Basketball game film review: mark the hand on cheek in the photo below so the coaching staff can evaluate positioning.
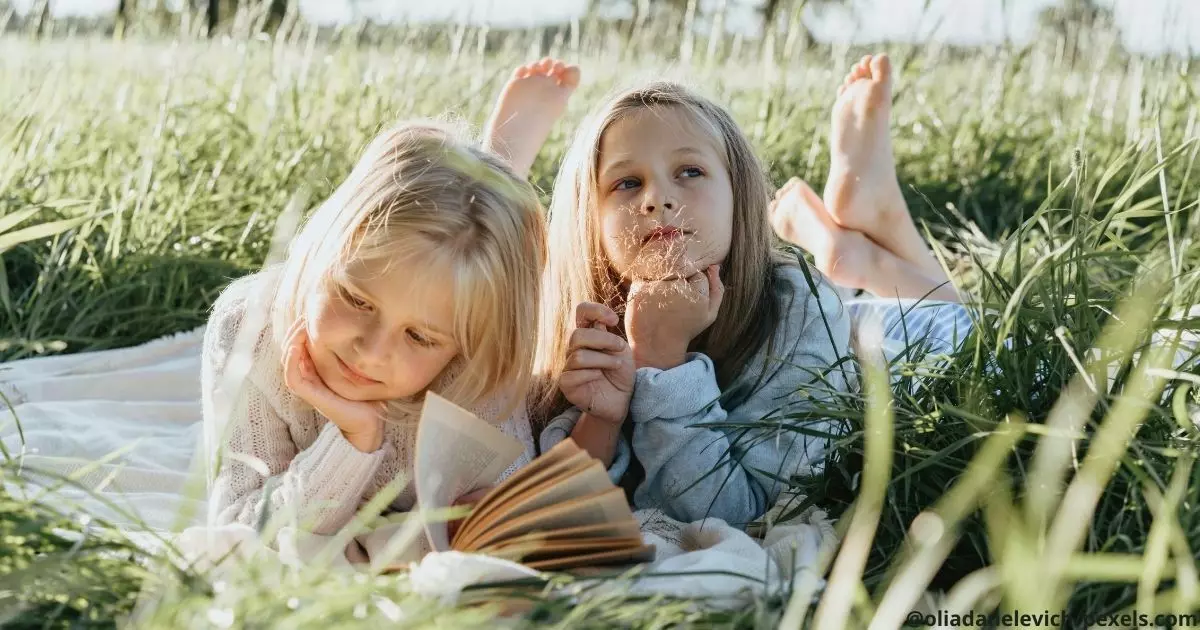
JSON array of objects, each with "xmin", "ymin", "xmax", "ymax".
[
  {"xmin": 625, "ymin": 264, "xmax": 724, "ymax": 370},
  {"xmin": 281, "ymin": 320, "xmax": 386, "ymax": 453}
]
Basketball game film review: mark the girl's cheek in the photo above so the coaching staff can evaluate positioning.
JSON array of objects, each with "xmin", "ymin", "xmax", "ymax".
[{"xmin": 306, "ymin": 295, "xmax": 347, "ymax": 348}]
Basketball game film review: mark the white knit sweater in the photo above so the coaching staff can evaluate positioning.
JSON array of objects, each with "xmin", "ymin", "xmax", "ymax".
[{"xmin": 202, "ymin": 272, "xmax": 536, "ymax": 535}]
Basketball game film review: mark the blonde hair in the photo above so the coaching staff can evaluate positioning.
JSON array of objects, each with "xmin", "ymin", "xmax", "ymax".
[
  {"xmin": 532, "ymin": 81, "xmax": 796, "ymax": 423},
  {"xmin": 272, "ymin": 120, "xmax": 546, "ymax": 420}
]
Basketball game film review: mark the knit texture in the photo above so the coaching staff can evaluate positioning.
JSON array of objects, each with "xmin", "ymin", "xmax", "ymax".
[{"xmin": 202, "ymin": 273, "xmax": 535, "ymax": 535}]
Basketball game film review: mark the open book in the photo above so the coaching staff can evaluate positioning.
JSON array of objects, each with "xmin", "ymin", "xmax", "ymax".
[{"xmin": 411, "ymin": 392, "xmax": 655, "ymax": 572}]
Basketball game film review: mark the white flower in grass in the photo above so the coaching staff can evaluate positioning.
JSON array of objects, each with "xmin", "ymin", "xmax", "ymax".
[{"xmin": 207, "ymin": 607, "xmax": 234, "ymax": 628}]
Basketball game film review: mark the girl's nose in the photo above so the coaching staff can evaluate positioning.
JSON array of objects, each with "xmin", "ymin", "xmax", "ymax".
[
  {"xmin": 354, "ymin": 325, "xmax": 394, "ymax": 367},
  {"xmin": 639, "ymin": 190, "xmax": 676, "ymax": 215}
]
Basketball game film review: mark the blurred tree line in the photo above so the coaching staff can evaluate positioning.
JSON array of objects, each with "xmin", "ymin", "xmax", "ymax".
[{"xmin": 3, "ymin": 0, "xmax": 1124, "ymax": 64}]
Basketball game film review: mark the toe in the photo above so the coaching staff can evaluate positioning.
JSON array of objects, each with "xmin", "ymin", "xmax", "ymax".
[
  {"xmin": 536, "ymin": 57, "xmax": 554, "ymax": 71},
  {"xmin": 559, "ymin": 65, "xmax": 581, "ymax": 87},
  {"xmin": 869, "ymin": 54, "xmax": 892, "ymax": 83},
  {"xmin": 515, "ymin": 65, "xmax": 533, "ymax": 80}
]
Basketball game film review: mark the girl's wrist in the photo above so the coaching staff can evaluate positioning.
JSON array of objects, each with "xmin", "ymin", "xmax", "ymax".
[
  {"xmin": 342, "ymin": 427, "xmax": 384, "ymax": 453},
  {"xmin": 572, "ymin": 412, "xmax": 623, "ymax": 467},
  {"xmin": 630, "ymin": 340, "xmax": 688, "ymax": 370}
]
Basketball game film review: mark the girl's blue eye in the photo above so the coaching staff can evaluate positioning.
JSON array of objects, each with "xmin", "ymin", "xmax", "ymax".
[
  {"xmin": 613, "ymin": 178, "xmax": 639, "ymax": 191},
  {"xmin": 681, "ymin": 167, "xmax": 704, "ymax": 178}
]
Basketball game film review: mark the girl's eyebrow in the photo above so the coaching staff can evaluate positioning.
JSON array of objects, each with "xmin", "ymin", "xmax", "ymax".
[
  {"xmin": 599, "ymin": 158, "xmax": 634, "ymax": 180},
  {"xmin": 600, "ymin": 146, "xmax": 708, "ymax": 180},
  {"xmin": 418, "ymin": 322, "xmax": 454, "ymax": 340}
]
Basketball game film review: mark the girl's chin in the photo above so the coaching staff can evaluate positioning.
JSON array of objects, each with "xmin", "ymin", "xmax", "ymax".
[{"xmin": 624, "ymin": 259, "xmax": 702, "ymax": 282}]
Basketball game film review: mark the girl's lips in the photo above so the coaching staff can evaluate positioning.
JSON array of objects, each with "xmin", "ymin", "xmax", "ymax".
[
  {"xmin": 643, "ymin": 226, "xmax": 687, "ymax": 243},
  {"xmin": 335, "ymin": 354, "xmax": 380, "ymax": 385}
]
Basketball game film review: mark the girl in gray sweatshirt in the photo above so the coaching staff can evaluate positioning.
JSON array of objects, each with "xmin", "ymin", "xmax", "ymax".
[{"xmin": 531, "ymin": 80, "xmax": 855, "ymax": 528}]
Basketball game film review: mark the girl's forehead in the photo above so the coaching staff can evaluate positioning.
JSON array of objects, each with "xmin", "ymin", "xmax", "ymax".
[
  {"xmin": 604, "ymin": 106, "xmax": 717, "ymax": 145},
  {"xmin": 597, "ymin": 106, "xmax": 725, "ymax": 169}
]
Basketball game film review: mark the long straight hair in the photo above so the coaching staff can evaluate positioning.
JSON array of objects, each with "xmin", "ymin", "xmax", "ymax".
[{"xmin": 532, "ymin": 82, "xmax": 793, "ymax": 424}]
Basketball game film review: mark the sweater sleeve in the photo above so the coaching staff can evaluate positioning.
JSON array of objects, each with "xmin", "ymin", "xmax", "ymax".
[
  {"xmin": 202, "ymin": 279, "xmax": 390, "ymax": 535},
  {"xmin": 538, "ymin": 406, "xmax": 631, "ymax": 484},
  {"xmin": 492, "ymin": 396, "xmax": 538, "ymax": 483},
  {"xmin": 627, "ymin": 268, "xmax": 853, "ymax": 526}
]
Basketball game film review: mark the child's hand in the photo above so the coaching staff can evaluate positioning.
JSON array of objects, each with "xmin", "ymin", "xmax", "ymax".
[
  {"xmin": 282, "ymin": 320, "xmax": 385, "ymax": 453},
  {"xmin": 559, "ymin": 302, "xmax": 635, "ymax": 426},
  {"xmin": 626, "ymin": 265, "xmax": 724, "ymax": 370},
  {"xmin": 447, "ymin": 486, "xmax": 492, "ymax": 542}
]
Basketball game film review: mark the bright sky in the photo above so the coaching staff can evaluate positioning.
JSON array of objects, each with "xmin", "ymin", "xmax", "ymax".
[{"xmin": 11, "ymin": 0, "xmax": 1200, "ymax": 56}]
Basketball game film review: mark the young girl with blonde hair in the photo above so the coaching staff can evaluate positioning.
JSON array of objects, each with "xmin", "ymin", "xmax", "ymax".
[
  {"xmin": 533, "ymin": 80, "xmax": 855, "ymax": 527},
  {"xmin": 202, "ymin": 120, "xmax": 546, "ymax": 536}
]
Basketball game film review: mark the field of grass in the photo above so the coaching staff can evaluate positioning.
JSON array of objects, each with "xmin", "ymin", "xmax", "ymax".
[{"xmin": 3, "ymin": 14, "xmax": 1200, "ymax": 629}]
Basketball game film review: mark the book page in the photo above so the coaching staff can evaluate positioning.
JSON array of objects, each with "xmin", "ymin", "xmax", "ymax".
[
  {"xmin": 466, "ymin": 461, "xmax": 612, "ymax": 540},
  {"xmin": 453, "ymin": 450, "xmax": 593, "ymax": 548},
  {"xmin": 483, "ymin": 521, "xmax": 643, "ymax": 550},
  {"xmin": 467, "ymin": 487, "xmax": 635, "ymax": 551},
  {"xmin": 415, "ymin": 392, "xmax": 524, "ymax": 551},
  {"xmin": 461, "ymin": 439, "xmax": 581, "ymax": 527},
  {"xmin": 488, "ymin": 537, "xmax": 646, "ymax": 562},
  {"xmin": 524, "ymin": 544, "xmax": 657, "ymax": 571}
]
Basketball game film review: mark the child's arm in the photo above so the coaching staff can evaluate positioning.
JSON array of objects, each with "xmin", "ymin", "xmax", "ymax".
[
  {"xmin": 482, "ymin": 58, "xmax": 580, "ymax": 179},
  {"xmin": 628, "ymin": 271, "xmax": 852, "ymax": 526},
  {"xmin": 202, "ymin": 285, "xmax": 389, "ymax": 535},
  {"xmin": 539, "ymin": 406, "xmax": 631, "ymax": 484}
]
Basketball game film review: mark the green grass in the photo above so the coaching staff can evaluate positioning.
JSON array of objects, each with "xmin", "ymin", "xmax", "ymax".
[{"xmin": 2, "ymin": 15, "xmax": 1200, "ymax": 629}]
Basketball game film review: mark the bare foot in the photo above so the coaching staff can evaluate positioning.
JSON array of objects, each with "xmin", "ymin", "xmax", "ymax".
[
  {"xmin": 771, "ymin": 177, "xmax": 879, "ymax": 290},
  {"xmin": 772, "ymin": 177, "xmax": 960, "ymax": 301},
  {"xmin": 824, "ymin": 54, "xmax": 944, "ymax": 279},
  {"xmin": 483, "ymin": 58, "xmax": 580, "ymax": 179},
  {"xmin": 824, "ymin": 54, "xmax": 904, "ymax": 231}
]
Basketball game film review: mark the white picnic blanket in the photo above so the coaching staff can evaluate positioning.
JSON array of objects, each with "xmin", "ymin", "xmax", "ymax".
[{"xmin": 0, "ymin": 327, "xmax": 835, "ymax": 605}]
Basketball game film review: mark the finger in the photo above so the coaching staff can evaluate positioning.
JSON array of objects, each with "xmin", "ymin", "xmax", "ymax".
[
  {"xmin": 300, "ymin": 350, "xmax": 317, "ymax": 380},
  {"xmin": 568, "ymin": 327, "xmax": 627, "ymax": 353},
  {"xmin": 559, "ymin": 369, "xmax": 604, "ymax": 391},
  {"xmin": 282, "ymin": 344, "xmax": 301, "ymax": 390},
  {"xmin": 707, "ymin": 264, "xmax": 726, "ymax": 312},
  {"xmin": 686, "ymin": 269, "xmax": 711, "ymax": 299},
  {"xmin": 566, "ymin": 349, "xmax": 626, "ymax": 372},
  {"xmin": 575, "ymin": 301, "xmax": 619, "ymax": 329},
  {"xmin": 284, "ymin": 318, "xmax": 306, "ymax": 348}
]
